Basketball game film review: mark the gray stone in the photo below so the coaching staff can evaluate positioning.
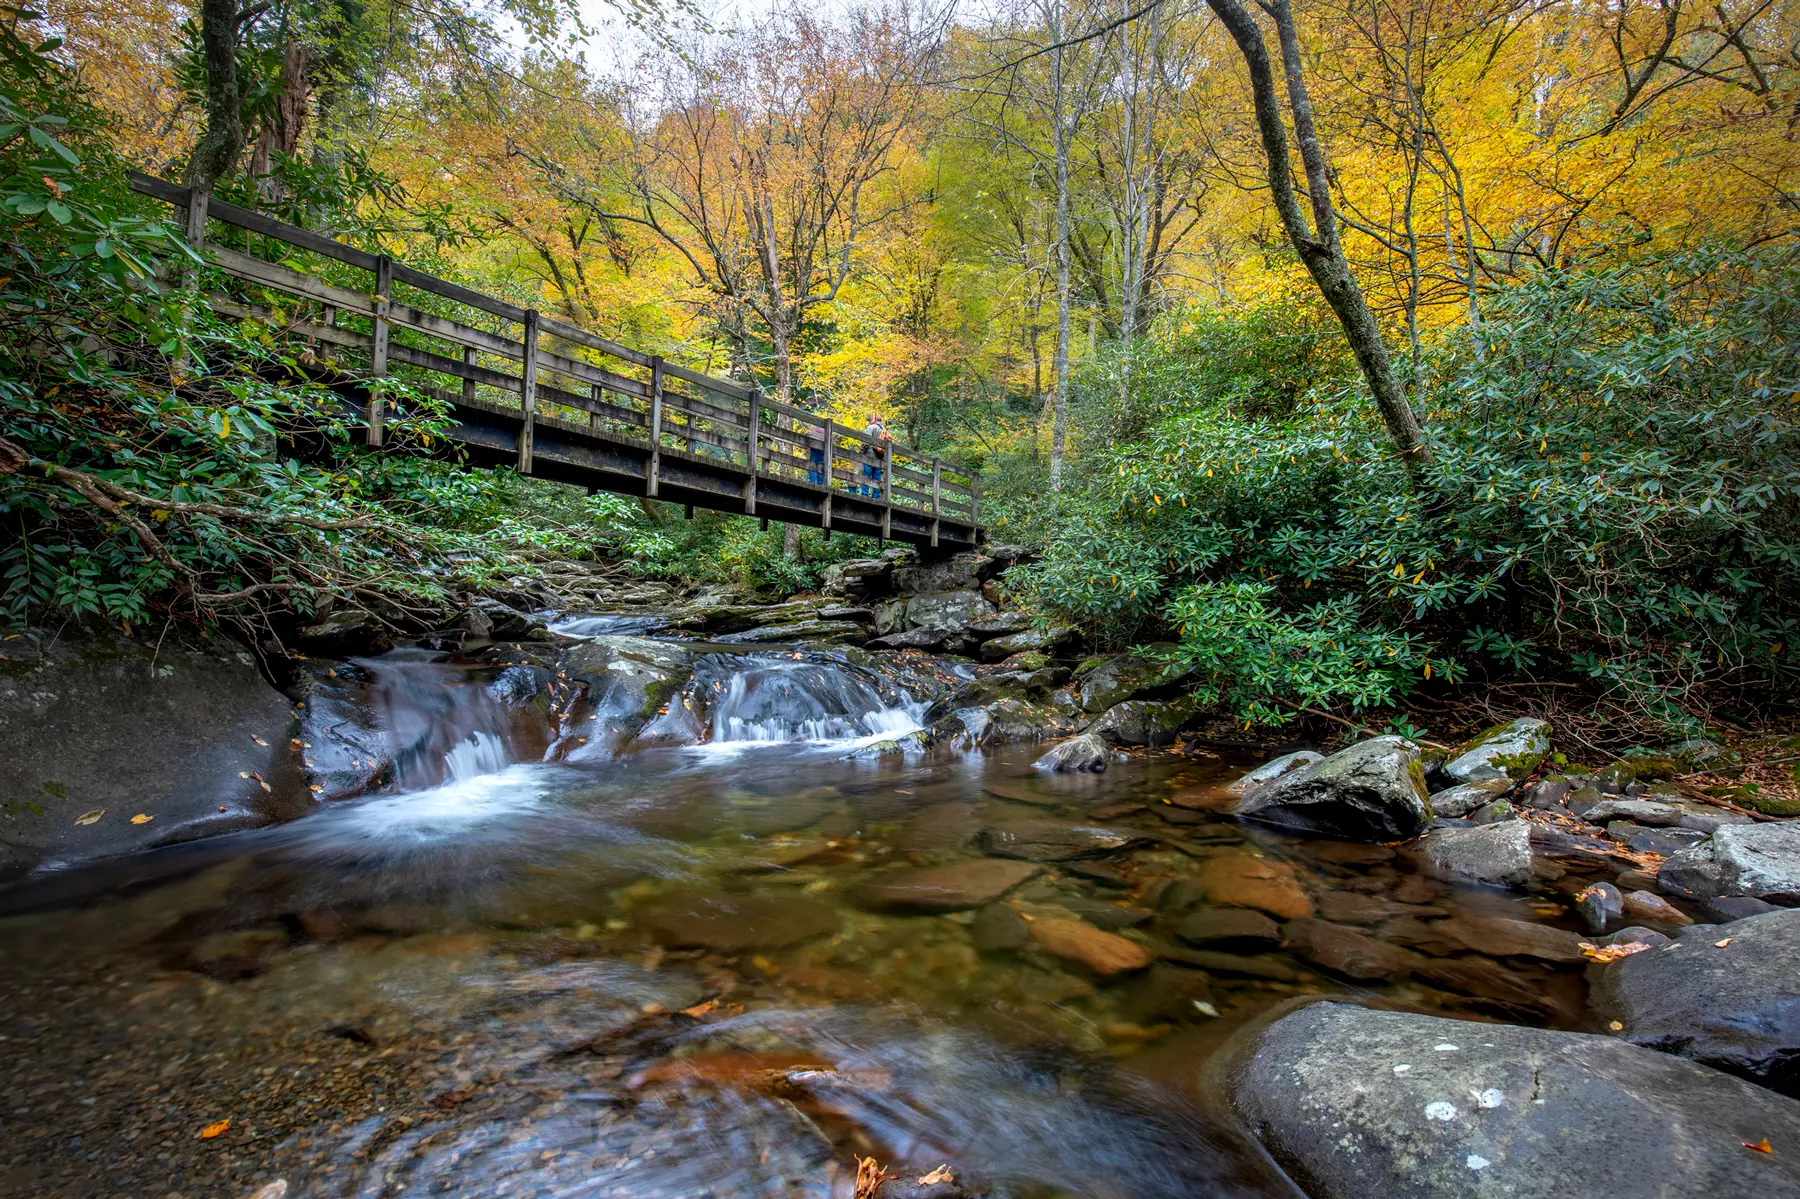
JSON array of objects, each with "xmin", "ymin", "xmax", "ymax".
[
  {"xmin": 903, "ymin": 589, "xmax": 996, "ymax": 633},
  {"xmin": 1694, "ymin": 895, "xmax": 1782, "ymax": 923},
  {"xmin": 1282, "ymin": 918, "xmax": 1420, "ymax": 980},
  {"xmin": 0, "ymin": 633, "xmax": 313, "ymax": 878},
  {"xmin": 1440, "ymin": 717, "xmax": 1552, "ymax": 784},
  {"xmin": 1660, "ymin": 822, "xmax": 1800, "ymax": 903},
  {"xmin": 891, "ymin": 553, "xmax": 995, "ymax": 596},
  {"xmin": 1521, "ymin": 777, "xmax": 1571, "ymax": 810},
  {"xmin": 1587, "ymin": 797, "xmax": 1692, "ymax": 826},
  {"xmin": 294, "ymin": 607, "xmax": 393, "ymax": 656},
  {"xmin": 928, "ymin": 699, "xmax": 1063, "ymax": 748},
  {"xmin": 720, "ymin": 619, "xmax": 868, "ymax": 646},
  {"xmin": 1591, "ymin": 909, "xmax": 1800, "ymax": 1096},
  {"xmin": 1576, "ymin": 881, "xmax": 1625, "ymax": 934},
  {"xmin": 820, "ymin": 557, "xmax": 893, "ymax": 598},
  {"xmin": 1426, "ymin": 779, "xmax": 1510, "ymax": 818},
  {"xmin": 970, "ymin": 902, "xmax": 1030, "ymax": 952},
  {"xmin": 1599, "ymin": 926, "xmax": 1671, "ymax": 950},
  {"xmin": 470, "ymin": 597, "xmax": 552, "ymax": 640},
  {"xmin": 1680, "ymin": 810, "xmax": 1756, "ymax": 834},
  {"xmin": 1173, "ymin": 908, "xmax": 1282, "ymax": 948},
  {"xmin": 1670, "ymin": 737, "xmax": 1744, "ymax": 775},
  {"xmin": 1468, "ymin": 799, "xmax": 1515, "ymax": 825},
  {"xmin": 1229, "ymin": 751, "xmax": 1325, "ymax": 794},
  {"xmin": 672, "ymin": 598, "xmax": 820, "ymax": 636},
  {"xmin": 1235, "ymin": 736, "xmax": 1431, "ymax": 842},
  {"xmin": 867, "ymin": 627, "xmax": 953, "ymax": 652},
  {"xmin": 1084, "ymin": 697, "xmax": 1198, "ymax": 747},
  {"xmin": 871, "ymin": 598, "xmax": 908, "ymax": 636},
  {"xmin": 1625, "ymin": 826, "xmax": 1709, "ymax": 856},
  {"xmin": 980, "ymin": 626, "xmax": 1079, "ymax": 663},
  {"xmin": 977, "ymin": 820, "xmax": 1144, "ymax": 862},
  {"xmin": 965, "ymin": 612, "xmax": 1034, "ymax": 639},
  {"xmin": 559, "ymin": 636, "xmax": 694, "ymax": 756},
  {"xmin": 853, "ymin": 859, "xmax": 1043, "ymax": 912},
  {"xmin": 1074, "ymin": 651, "xmax": 1185, "ymax": 713},
  {"xmin": 1032, "ymin": 733, "xmax": 1109, "ymax": 773},
  {"xmin": 1236, "ymin": 1001, "xmax": 1800, "ymax": 1199}
]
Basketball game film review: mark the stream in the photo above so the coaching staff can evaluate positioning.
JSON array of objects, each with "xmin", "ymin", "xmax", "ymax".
[{"xmin": 0, "ymin": 626, "xmax": 1598, "ymax": 1199}]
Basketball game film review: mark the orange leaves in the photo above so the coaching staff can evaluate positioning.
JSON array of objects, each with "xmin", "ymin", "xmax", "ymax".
[
  {"xmin": 130, "ymin": 813, "xmax": 154, "ymax": 825},
  {"xmin": 1580, "ymin": 940, "xmax": 1650, "ymax": 962},
  {"xmin": 1745, "ymin": 1138, "xmax": 1774, "ymax": 1154},
  {"xmin": 198, "ymin": 1118, "xmax": 230, "ymax": 1139}
]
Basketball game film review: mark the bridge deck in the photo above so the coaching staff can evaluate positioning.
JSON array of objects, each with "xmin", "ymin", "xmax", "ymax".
[{"xmin": 130, "ymin": 172, "xmax": 982, "ymax": 551}]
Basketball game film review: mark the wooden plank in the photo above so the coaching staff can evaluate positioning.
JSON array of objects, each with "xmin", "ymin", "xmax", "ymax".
[
  {"xmin": 744, "ymin": 393, "xmax": 761, "ymax": 514},
  {"xmin": 209, "ymin": 245, "xmax": 373, "ymax": 314},
  {"xmin": 970, "ymin": 472, "xmax": 981, "ymax": 527},
  {"xmin": 368, "ymin": 255, "xmax": 392, "ymax": 447},
  {"xmin": 518, "ymin": 309, "xmax": 539, "ymax": 473},
  {"xmin": 538, "ymin": 313, "xmax": 653, "ymax": 370},
  {"xmin": 392, "ymin": 262, "xmax": 527, "ymax": 324},
  {"xmin": 661, "ymin": 358, "xmax": 750, "ymax": 400},
  {"xmin": 647, "ymin": 357, "xmax": 663, "ymax": 498},
  {"xmin": 821, "ymin": 417, "xmax": 834, "ymax": 530}
]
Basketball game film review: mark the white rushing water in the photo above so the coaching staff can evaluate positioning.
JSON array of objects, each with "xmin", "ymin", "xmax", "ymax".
[{"xmin": 703, "ymin": 656, "xmax": 928, "ymax": 748}]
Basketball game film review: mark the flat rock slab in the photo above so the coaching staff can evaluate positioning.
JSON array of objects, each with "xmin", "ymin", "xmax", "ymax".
[
  {"xmin": 1282, "ymin": 917, "xmax": 1419, "ymax": 981},
  {"xmin": 1591, "ymin": 909, "xmax": 1800, "ymax": 1096},
  {"xmin": 852, "ymin": 859, "xmax": 1043, "ymax": 912},
  {"xmin": 977, "ymin": 820, "xmax": 1143, "ymax": 862},
  {"xmin": 1174, "ymin": 907, "xmax": 1282, "ymax": 948},
  {"xmin": 1431, "ymin": 913, "xmax": 1587, "ymax": 962},
  {"xmin": 1236, "ymin": 1001, "xmax": 1800, "ymax": 1199},
  {"xmin": 640, "ymin": 892, "xmax": 839, "ymax": 952},
  {"xmin": 1026, "ymin": 916, "xmax": 1151, "ymax": 975},
  {"xmin": 1661, "ymin": 822, "xmax": 1800, "ymax": 903},
  {"xmin": 1196, "ymin": 853, "xmax": 1315, "ymax": 919}
]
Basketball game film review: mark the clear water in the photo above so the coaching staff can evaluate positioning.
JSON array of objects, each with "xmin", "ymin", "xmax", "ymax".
[{"xmin": 0, "ymin": 639, "xmax": 1600, "ymax": 1199}]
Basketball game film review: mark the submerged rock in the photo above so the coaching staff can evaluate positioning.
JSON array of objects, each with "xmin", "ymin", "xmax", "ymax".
[
  {"xmin": 639, "ymin": 891, "xmax": 839, "ymax": 951},
  {"xmin": 1026, "ymin": 916, "xmax": 1151, "ymax": 976},
  {"xmin": 977, "ymin": 820, "xmax": 1144, "ymax": 862},
  {"xmin": 1235, "ymin": 1001, "xmax": 1800, "ymax": 1199},
  {"xmin": 1032, "ymin": 733, "xmax": 1109, "ymax": 773},
  {"xmin": 1235, "ymin": 736, "xmax": 1430, "ymax": 842},
  {"xmin": 852, "ymin": 859, "xmax": 1043, "ymax": 912},
  {"xmin": 1173, "ymin": 908, "xmax": 1282, "ymax": 949},
  {"xmin": 1439, "ymin": 717, "xmax": 1551, "ymax": 784},
  {"xmin": 1194, "ymin": 853, "xmax": 1315, "ymax": 919},
  {"xmin": 1591, "ymin": 909, "xmax": 1800, "ymax": 1096},
  {"xmin": 1421, "ymin": 821, "xmax": 1534, "ymax": 888},
  {"xmin": 1660, "ymin": 822, "xmax": 1800, "ymax": 903}
]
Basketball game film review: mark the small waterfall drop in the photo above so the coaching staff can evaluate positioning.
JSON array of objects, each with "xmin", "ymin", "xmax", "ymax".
[
  {"xmin": 698, "ymin": 653, "xmax": 929, "ymax": 746},
  {"xmin": 364, "ymin": 648, "xmax": 519, "ymax": 789}
]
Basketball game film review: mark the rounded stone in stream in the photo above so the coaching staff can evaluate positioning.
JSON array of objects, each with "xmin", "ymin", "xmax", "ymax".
[
  {"xmin": 1234, "ymin": 736, "xmax": 1431, "ymax": 842},
  {"xmin": 1281, "ymin": 917, "xmax": 1420, "ymax": 981},
  {"xmin": 1420, "ymin": 820, "xmax": 1533, "ymax": 888},
  {"xmin": 1173, "ymin": 907, "xmax": 1282, "ymax": 949},
  {"xmin": 1195, "ymin": 853, "xmax": 1315, "ymax": 919},
  {"xmin": 970, "ymin": 903, "xmax": 1030, "ymax": 952},
  {"xmin": 1032, "ymin": 733, "xmax": 1110, "ymax": 773},
  {"xmin": 1591, "ymin": 908, "xmax": 1800, "ymax": 1096},
  {"xmin": 853, "ymin": 859, "xmax": 1043, "ymax": 912},
  {"xmin": 1027, "ymin": 916, "xmax": 1151, "ymax": 976},
  {"xmin": 1576, "ymin": 880, "xmax": 1625, "ymax": 934},
  {"xmin": 639, "ymin": 891, "xmax": 839, "ymax": 952},
  {"xmin": 1228, "ymin": 750, "xmax": 1325, "ymax": 794},
  {"xmin": 1235, "ymin": 1001, "xmax": 1800, "ymax": 1199},
  {"xmin": 977, "ymin": 820, "xmax": 1145, "ymax": 862},
  {"xmin": 1438, "ymin": 716, "xmax": 1552, "ymax": 785},
  {"xmin": 1426, "ymin": 778, "xmax": 1510, "ymax": 819}
]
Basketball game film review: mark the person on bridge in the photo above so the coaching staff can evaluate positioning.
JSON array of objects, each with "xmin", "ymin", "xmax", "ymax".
[{"xmin": 860, "ymin": 416, "xmax": 892, "ymax": 498}]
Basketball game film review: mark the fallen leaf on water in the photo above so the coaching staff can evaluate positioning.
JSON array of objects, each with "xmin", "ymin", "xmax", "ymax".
[
  {"xmin": 241, "ymin": 1181, "xmax": 287, "ymax": 1199},
  {"xmin": 918, "ymin": 1164, "xmax": 954, "ymax": 1184},
  {"xmin": 1716, "ymin": 937, "xmax": 1734, "ymax": 948},
  {"xmin": 250, "ymin": 734, "xmax": 268, "ymax": 746},
  {"xmin": 73, "ymin": 809, "xmax": 105, "ymax": 826},
  {"xmin": 1745, "ymin": 1138, "xmax": 1774, "ymax": 1154},
  {"xmin": 680, "ymin": 1000, "xmax": 719, "ymax": 1019},
  {"xmin": 238, "ymin": 771, "xmax": 250, "ymax": 779},
  {"xmin": 1580, "ymin": 941, "xmax": 1650, "ymax": 962},
  {"xmin": 199, "ymin": 1118, "xmax": 230, "ymax": 1138},
  {"xmin": 130, "ymin": 813, "xmax": 154, "ymax": 825}
]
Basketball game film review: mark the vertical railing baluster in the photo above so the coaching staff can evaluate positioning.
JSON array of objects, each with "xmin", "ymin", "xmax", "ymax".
[
  {"xmin": 646, "ymin": 357, "xmax": 663, "ymax": 497},
  {"xmin": 367, "ymin": 254, "xmax": 392, "ymax": 446},
  {"xmin": 821, "ymin": 416, "xmax": 834, "ymax": 533},
  {"xmin": 744, "ymin": 390, "xmax": 761, "ymax": 515},
  {"xmin": 516, "ymin": 308, "xmax": 539, "ymax": 473}
]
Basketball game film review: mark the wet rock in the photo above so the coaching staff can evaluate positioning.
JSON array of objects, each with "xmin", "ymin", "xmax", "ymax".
[
  {"xmin": 1660, "ymin": 822, "xmax": 1800, "ymax": 903},
  {"xmin": 1586, "ymin": 797, "xmax": 1692, "ymax": 827},
  {"xmin": 1592, "ymin": 909, "xmax": 1800, "ymax": 1096},
  {"xmin": 1623, "ymin": 825, "xmax": 1709, "ymax": 856},
  {"xmin": 1228, "ymin": 751, "xmax": 1324, "ymax": 794},
  {"xmin": 868, "ymin": 627, "xmax": 954, "ymax": 652},
  {"xmin": 1621, "ymin": 889, "xmax": 1693, "ymax": 926},
  {"xmin": 185, "ymin": 928, "xmax": 292, "ymax": 981},
  {"xmin": 970, "ymin": 902, "xmax": 1030, "ymax": 952},
  {"xmin": 1236, "ymin": 1001, "xmax": 1800, "ymax": 1199},
  {"xmin": 671, "ymin": 598, "xmax": 821, "ymax": 636},
  {"xmin": 820, "ymin": 557, "xmax": 893, "ymax": 598},
  {"xmin": 1159, "ymin": 947, "xmax": 1300, "ymax": 981},
  {"xmin": 979, "ymin": 626, "xmax": 1079, "ymax": 663},
  {"xmin": 471, "ymin": 597, "xmax": 552, "ymax": 640},
  {"xmin": 903, "ymin": 590, "xmax": 996, "ymax": 633},
  {"xmin": 295, "ymin": 607, "xmax": 393, "ymax": 657},
  {"xmin": 1173, "ymin": 907, "xmax": 1282, "ymax": 948},
  {"xmin": 1599, "ymin": 926, "xmax": 1671, "ymax": 950},
  {"xmin": 852, "ymin": 859, "xmax": 1043, "ymax": 912},
  {"xmin": 639, "ymin": 892, "xmax": 839, "ymax": 952},
  {"xmin": 1195, "ymin": 853, "xmax": 1315, "ymax": 919},
  {"xmin": 1027, "ymin": 916, "xmax": 1152, "ymax": 976},
  {"xmin": 722, "ymin": 619, "xmax": 868, "ymax": 646},
  {"xmin": 1468, "ymin": 799, "xmax": 1515, "ymax": 825},
  {"xmin": 1283, "ymin": 918, "xmax": 1420, "ymax": 980},
  {"xmin": 1433, "ymin": 914, "xmax": 1586, "ymax": 961},
  {"xmin": 928, "ymin": 699, "xmax": 1064, "ymax": 748},
  {"xmin": 1521, "ymin": 777, "xmax": 1572, "ymax": 810},
  {"xmin": 1084, "ymin": 698, "xmax": 1198, "ymax": 747},
  {"xmin": 1074, "ymin": 651, "xmax": 1187, "ymax": 714},
  {"xmin": 874, "ymin": 1176, "xmax": 975, "ymax": 1199},
  {"xmin": 1235, "ymin": 736, "xmax": 1430, "ymax": 842},
  {"xmin": 1576, "ymin": 881, "xmax": 1625, "ymax": 934},
  {"xmin": 1123, "ymin": 964, "xmax": 1217, "ymax": 1023},
  {"xmin": 1421, "ymin": 821, "xmax": 1533, "ymax": 888},
  {"xmin": 0, "ymin": 631, "xmax": 312, "ymax": 877},
  {"xmin": 1317, "ymin": 891, "xmax": 1444, "ymax": 925},
  {"xmin": 839, "ymin": 732, "xmax": 929, "ymax": 761},
  {"xmin": 559, "ymin": 636, "xmax": 694, "ymax": 754},
  {"xmin": 1426, "ymin": 778, "xmax": 1510, "ymax": 819},
  {"xmin": 965, "ymin": 612, "xmax": 1034, "ymax": 639},
  {"xmin": 978, "ymin": 820, "xmax": 1144, "ymax": 862},
  {"xmin": 1439, "ymin": 717, "xmax": 1552, "ymax": 784},
  {"xmin": 1062, "ymin": 860, "xmax": 1132, "ymax": 888},
  {"xmin": 293, "ymin": 660, "xmax": 391, "ymax": 801},
  {"xmin": 1032, "ymin": 733, "xmax": 1109, "ymax": 773},
  {"xmin": 1412, "ymin": 955, "xmax": 1550, "ymax": 1013},
  {"xmin": 1694, "ymin": 895, "xmax": 1781, "ymax": 923}
]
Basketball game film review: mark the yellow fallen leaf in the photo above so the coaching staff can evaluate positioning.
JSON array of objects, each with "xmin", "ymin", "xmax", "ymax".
[
  {"xmin": 1609, "ymin": 1020, "xmax": 1624, "ymax": 1031},
  {"xmin": 74, "ymin": 809, "xmax": 105, "ymax": 826},
  {"xmin": 1580, "ymin": 941, "xmax": 1650, "ymax": 962},
  {"xmin": 918, "ymin": 1165, "xmax": 954, "ymax": 1185},
  {"xmin": 199, "ymin": 1118, "xmax": 230, "ymax": 1138},
  {"xmin": 130, "ymin": 813, "xmax": 154, "ymax": 825},
  {"xmin": 250, "ymin": 734, "xmax": 268, "ymax": 746},
  {"xmin": 1715, "ymin": 937, "xmax": 1733, "ymax": 948}
]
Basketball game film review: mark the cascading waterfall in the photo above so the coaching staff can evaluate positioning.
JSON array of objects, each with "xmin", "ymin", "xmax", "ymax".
[
  {"xmin": 363, "ymin": 648, "xmax": 521, "ymax": 789},
  {"xmin": 698, "ymin": 653, "xmax": 930, "ymax": 745}
]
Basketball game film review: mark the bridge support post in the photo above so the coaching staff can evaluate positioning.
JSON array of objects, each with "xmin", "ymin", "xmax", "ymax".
[
  {"xmin": 646, "ymin": 357, "xmax": 664, "ymax": 498},
  {"xmin": 970, "ymin": 472, "xmax": 981, "ymax": 533},
  {"xmin": 820, "ymin": 417, "xmax": 833, "ymax": 531},
  {"xmin": 743, "ymin": 390, "xmax": 761, "ymax": 515},
  {"xmin": 367, "ymin": 254, "xmax": 392, "ymax": 447},
  {"xmin": 462, "ymin": 346, "xmax": 476, "ymax": 405},
  {"xmin": 517, "ymin": 308, "xmax": 539, "ymax": 473},
  {"xmin": 879, "ymin": 444, "xmax": 893, "ymax": 542},
  {"xmin": 930, "ymin": 457, "xmax": 941, "ymax": 548}
]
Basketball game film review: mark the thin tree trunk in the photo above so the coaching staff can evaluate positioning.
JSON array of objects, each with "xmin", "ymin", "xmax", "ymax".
[
  {"xmin": 1049, "ymin": 0, "xmax": 1073, "ymax": 493},
  {"xmin": 184, "ymin": 0, "xmax": 244, "ymax": 193}
]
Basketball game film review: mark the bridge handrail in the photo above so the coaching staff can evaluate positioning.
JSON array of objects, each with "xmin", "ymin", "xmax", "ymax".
[{"xmin": 127, "ymin": 171, "xmax": 982, "ymax": 532}]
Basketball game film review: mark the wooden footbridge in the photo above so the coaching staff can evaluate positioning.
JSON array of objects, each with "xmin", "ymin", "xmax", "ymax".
[{"xmin": 130, "ymin": 173, "xmax": 982, "ymax": 552}]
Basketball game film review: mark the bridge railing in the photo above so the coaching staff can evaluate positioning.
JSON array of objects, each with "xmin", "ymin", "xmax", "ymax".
[{"xmin": 128, "ymin": 173, "xmax": 981, "ymax": 540}]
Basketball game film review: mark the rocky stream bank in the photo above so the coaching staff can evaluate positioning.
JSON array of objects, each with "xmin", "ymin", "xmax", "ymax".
[{"xmin": 2, "ymin": 545, "xmax": 1799, "ymax": 1199}]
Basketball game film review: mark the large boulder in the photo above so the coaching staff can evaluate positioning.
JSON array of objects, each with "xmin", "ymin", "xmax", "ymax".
[
  {"xmin": 293, "ymin": 607, "xmax": 393, "ymax": 657},
  {"xmin": 0, "ymin": 632, "xmax": 313, "ymax": 878},
  {"xmin": 820, "ymin": 557, "xmax": 894, "ymax": 599},
  {"xmin": 979, "ymin": 626, "xmax": 1079, "ymax": 663},
  {"xmin": 1074, "ymin": 650, "xmax": 1186, "ymax": 713},
  {"xmin": 1083, "ymin": 697, "xmax": 1198, "ymax": 747},
  {"xmin": 1590, "ymin": 910, "xmax": 1800, "ymax": 1096},
  {"xmin": 1660, "ymin": 822, "xmax": 1800, "ymax": 903},
  {"xmin": 558, "ymin": 636, "xmax": 694, "ymax": 755},
  {"xmin": 1234, "ymin": 736, "xmax": 1431, "ymax": 841},
  {"xmin": 903, "ymin": 590, "xmax": 996, "ymax": 633},
  {"xmin": 1421, "ymin": 821, "xmax": 1534, "ymax": 888},
  {"xmin": 891, "ymin": 553, "xmax": 995, "ymax": 596},
  {"xmin": 1228, "ymin": 751, "xmax": 1323, "ymax": 794},
  {"xmin": 1439, "ymin": 717, "xmax": 1551, "ymax": 784},
  {"xmin": 1235, "ymin": 1001, "xmax": 1800, "ymax": 1199},
  {"xmin": 928, "ymin": 699, "xmax": 1064, "ymax": 748},
  {"xmin": 1033, "ymin": 733, "xmax": 1109, "ymax": 773}
]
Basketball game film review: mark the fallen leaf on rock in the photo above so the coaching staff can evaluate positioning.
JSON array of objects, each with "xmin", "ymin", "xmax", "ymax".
[
  {"xmin": 250, "ymin": 734, "xmax": 268, "ymax": 746},
  {"xmin": 73, "ymin": 809, "xmax": 105, "ymax": 826},
  {"xmin": 1715, "ymin": 937, "xmax": 1734, "ymax": 948},
  {"xmin": 199, "ymin": 1118, "xmax": 230, "ymax": 1138},
  {"xmin": 918, "ymin": 1165, "xmax": 954, "ymax": 1184},
  {"xmin": 1580, "ymin": 941, "xmax": 1650, "ymax": 962},
  {"xmin": 251, "ymin": 772, "xmax": 271, "ymax": 792},
  {"xmin": 853, "ymin": 1156, "xmax": 894, "ymax": 1199},
  {"xmin": 680, "ymin": 1000, "xmax": 719, "ymax": 1019},
  {"xmin": 1745, "ymin": 1138, "xmax": 1774, "ymax": 1154},
  {"xmin": 130, "ymin": 813, "xmax": 153, "ymax": 825}
]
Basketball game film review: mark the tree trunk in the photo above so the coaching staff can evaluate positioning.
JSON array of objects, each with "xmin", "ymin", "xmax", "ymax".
[
  {"xmin": 1203, "ymin": 0, "xmax": 1430, "ymax": 480},
  {"xmin": 1048, "ymin": 0, "xmax": 1073, "ymax": 493},
  {"xmin": 184, "ymin": 0, "xmax": 244, "ymax": 194}
]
